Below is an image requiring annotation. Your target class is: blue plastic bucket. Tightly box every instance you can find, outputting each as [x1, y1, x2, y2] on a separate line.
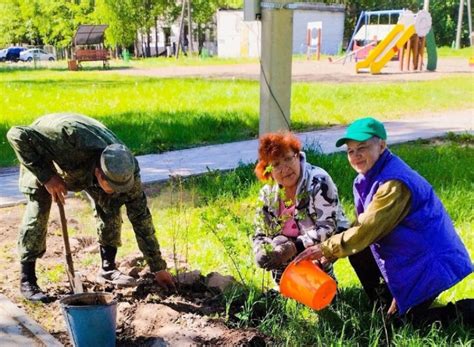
[60, 292, 117, 347]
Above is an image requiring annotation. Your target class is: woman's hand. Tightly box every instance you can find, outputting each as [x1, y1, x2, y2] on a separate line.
[293, 244, 323, 263]
[387, 298, 398, 316]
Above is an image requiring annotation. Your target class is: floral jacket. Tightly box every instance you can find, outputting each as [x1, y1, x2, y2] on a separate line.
[253, 152, 349, 260]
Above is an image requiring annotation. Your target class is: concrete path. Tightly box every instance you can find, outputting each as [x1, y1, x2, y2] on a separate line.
[0, 294, 62, 347]
[0, 110, 472, 208]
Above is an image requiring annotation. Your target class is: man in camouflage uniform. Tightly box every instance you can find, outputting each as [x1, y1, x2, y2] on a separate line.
[7, 113, 175, 302]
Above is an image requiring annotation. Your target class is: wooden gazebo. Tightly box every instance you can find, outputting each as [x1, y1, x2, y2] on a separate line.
[68, 25, 109, 70]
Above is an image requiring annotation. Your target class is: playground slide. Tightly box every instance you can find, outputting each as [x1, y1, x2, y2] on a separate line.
[355, 23, 416, 74]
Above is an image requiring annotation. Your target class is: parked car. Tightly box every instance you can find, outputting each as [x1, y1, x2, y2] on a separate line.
[19, 48, 56, 62]
[0, 48, 7, 62]
[5, 47, 26, 62]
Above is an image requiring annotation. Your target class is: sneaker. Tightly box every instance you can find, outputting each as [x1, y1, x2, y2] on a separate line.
[96, 269, 136, 287]
[20, 281, 49, 302]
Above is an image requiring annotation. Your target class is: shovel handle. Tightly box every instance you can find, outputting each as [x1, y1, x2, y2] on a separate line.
[57, 202, 75, 286]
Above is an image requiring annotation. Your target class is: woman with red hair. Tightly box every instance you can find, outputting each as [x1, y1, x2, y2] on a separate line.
[253, 132, 348, 283]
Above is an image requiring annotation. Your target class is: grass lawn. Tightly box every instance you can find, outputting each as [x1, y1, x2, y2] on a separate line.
[1, 68, 473, 167]
[61, 135, 473, 344]
[437, 46, 473, 58]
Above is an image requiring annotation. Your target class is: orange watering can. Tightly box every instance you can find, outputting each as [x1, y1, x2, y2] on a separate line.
[279, 260, 337, 310]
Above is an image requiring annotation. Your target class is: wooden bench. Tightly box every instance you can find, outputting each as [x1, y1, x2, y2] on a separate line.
[74, 49, 110, 69]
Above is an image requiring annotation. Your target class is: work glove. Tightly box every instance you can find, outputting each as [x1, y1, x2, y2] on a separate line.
[255, 236, 297, 270]
[271, 236, 297, 263]
[255, 249, 280, 270]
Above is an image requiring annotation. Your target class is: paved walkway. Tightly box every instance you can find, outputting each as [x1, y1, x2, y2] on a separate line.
[0, 110, 472, 344]
[0, 294, 62, 347]
[0, 109, 472, 208]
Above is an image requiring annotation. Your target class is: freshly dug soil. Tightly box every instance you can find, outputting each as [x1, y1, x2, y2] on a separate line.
[0, 195, 268, 346]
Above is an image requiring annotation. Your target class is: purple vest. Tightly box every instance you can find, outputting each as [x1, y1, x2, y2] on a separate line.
[354, 150, 472, 314]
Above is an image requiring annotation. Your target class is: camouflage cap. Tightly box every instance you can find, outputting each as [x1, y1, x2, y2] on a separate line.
[100, 144, 135, 193]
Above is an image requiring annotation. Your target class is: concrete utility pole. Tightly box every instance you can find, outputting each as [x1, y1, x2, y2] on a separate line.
[455, 0, 464, 49]
[423, 0, 430, 10]
[187, 0, 194, 53]
[259, 0, 294, 135]
[467, 0, 473, 44]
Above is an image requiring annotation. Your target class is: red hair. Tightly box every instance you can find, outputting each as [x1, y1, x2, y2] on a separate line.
[255, 132, 302, 181]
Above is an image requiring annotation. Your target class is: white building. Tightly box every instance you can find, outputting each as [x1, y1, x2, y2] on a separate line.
[217, 4, 345, 58]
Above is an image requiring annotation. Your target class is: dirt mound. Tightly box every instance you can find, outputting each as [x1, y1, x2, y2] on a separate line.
[0, 197, 269, 346]
[118, 302, 264, 346]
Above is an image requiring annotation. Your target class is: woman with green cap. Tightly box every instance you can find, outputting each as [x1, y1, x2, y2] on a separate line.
[295, 117, 472, 327]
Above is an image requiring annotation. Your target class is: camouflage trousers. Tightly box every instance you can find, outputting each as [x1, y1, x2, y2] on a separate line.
[19, 186, 123, 263]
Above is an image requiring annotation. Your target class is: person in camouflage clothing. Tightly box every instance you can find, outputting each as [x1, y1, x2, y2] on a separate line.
[7, 113, 175, 302]
[253, 132, 348, 284]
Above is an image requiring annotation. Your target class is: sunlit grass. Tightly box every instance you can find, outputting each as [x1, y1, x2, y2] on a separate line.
[113, 134, 473, 344]
[1, 68, 473, 167]
[437, 46, 473, 58]
[0, 134, 471, 344]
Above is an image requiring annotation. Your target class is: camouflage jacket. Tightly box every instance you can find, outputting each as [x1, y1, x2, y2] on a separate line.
[7, 113, 167, 272]
[254, 152, 349, 255]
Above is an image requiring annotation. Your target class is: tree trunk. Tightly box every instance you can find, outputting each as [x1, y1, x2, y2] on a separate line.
[197, 23, 204, 54]
[176, 0, 186, 58]
[187, 0, 193, 53]
[141, 32, 146, 57]
[155, 16, 159, 57]
[146, 29, 151, 57]
[134, 32, 140, 58]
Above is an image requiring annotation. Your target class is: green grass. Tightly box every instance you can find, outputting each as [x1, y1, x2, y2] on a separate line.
[437, 46, 473, 59]
[1, 135, 471, 343]
[1, 68, 473, 167]
[113, 135, 473, 344]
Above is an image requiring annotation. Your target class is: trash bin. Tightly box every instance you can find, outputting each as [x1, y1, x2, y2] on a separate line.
[60, 292, 117, 347]
[122, 49, 130, 62]
[68, 60, 78, 71]
[201, 48, 209, 59]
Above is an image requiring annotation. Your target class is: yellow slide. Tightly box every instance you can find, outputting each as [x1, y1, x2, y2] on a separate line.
[355, 24, 416, 74]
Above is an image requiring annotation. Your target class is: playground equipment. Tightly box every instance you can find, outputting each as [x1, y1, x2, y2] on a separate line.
[306, 22, 322, 60]
[344, 10, 404, 63]
[355, 10, 433, 74]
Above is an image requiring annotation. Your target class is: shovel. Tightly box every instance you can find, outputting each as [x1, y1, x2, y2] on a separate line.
[57, 202, 84, 294]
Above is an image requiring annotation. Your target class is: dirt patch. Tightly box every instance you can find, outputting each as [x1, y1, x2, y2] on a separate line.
[110, 58, 473, 83]
[0, 193, 269, 346]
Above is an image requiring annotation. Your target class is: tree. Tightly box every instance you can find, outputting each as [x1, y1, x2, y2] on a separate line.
[38, 0, 95, 49]
[93, 0, 139, 53]
[0, 0, 25, 46]
[190, 0, 240, 53]
[151, 0, 180, 56]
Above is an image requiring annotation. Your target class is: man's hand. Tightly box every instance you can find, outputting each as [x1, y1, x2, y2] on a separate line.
[154, 270, 176, 291]
[44, 174, 67, 205]
[387, 298, 398, 316]
[293, 244, 324, 263]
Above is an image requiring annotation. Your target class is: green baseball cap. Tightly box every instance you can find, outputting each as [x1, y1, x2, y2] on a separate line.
[336, 117, 387, 147]
[100, 144, 135, 193]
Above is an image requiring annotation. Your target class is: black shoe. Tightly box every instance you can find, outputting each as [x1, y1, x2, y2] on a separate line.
[20, 281, 49, 302]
